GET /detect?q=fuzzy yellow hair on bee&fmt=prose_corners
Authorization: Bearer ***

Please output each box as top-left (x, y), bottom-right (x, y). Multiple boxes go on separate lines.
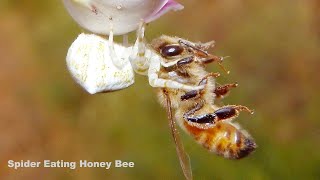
top-left (150, 35), bottom-right (256, 159)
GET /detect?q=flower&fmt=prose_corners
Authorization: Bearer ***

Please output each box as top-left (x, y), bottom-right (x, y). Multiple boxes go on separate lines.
top-left (145, 0), bottom-right (184, 22)
top-left (63, 0), bottom-right (184, 35)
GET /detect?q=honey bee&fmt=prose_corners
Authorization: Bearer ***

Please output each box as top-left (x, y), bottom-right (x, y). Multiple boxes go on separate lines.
top-left (148, 35), bottom-right (257, 178)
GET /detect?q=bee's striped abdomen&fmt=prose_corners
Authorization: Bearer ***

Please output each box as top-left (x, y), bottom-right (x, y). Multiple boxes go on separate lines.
top-left (184, 121), bottom-right (256, 159)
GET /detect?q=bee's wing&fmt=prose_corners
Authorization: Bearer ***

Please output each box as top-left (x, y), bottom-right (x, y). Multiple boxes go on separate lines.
top-left (164, 91), bottom-right (193, 180)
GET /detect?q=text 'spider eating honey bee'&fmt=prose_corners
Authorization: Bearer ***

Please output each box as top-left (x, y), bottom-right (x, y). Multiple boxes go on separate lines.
top-left (150, 35), bottom-right (257, 159)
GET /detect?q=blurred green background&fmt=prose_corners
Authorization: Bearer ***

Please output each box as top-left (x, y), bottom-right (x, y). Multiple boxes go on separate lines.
top-left (1, 0), bottom-right (319, 179)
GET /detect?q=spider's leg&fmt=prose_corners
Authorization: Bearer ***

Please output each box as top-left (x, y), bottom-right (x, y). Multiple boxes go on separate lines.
top-left (108, 24), bottom-right (126, 69)
top-left (148, 56), bottom-right (204, 91)
top-left (214, 83), bottom-right (238, 99)
top-left (129, 21), bottom-right (149, 75)
top-left (122, 34), bottom-right (129, 47)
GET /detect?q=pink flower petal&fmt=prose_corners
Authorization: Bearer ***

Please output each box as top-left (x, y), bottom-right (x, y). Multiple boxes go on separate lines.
top-left (145, 0), bottom-right (184, 23)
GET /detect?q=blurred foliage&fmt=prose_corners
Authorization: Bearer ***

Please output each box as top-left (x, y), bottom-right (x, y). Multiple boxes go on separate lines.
top-left (0, 0), bottom-right (320, 179)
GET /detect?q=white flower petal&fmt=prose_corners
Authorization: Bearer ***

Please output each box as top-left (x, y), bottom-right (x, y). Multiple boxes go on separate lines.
top-left (63, 0), bottom-right (183, 35)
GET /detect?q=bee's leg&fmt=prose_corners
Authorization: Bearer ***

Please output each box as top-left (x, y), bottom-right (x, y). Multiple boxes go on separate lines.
top-left (129, 21), bottom-right (149, 75)
top-left (178, 39), bottom-right (229, 73)
top-left (196, 40), bottom-right (215, 50)
top-left (178, 39), bottom-right (208, 57)
top-left (108, 23), bottom-right (127, 69)
top-left (200, 56), bottom-right (230, 74)
top-left (198, 55), bottom-right (222, 64)
top-left (181, 72), bottom-right (220, 101)
top-left (177, 56), bottom-right (194, 66)
top-left (148, 57), bottom-right (205, 91)
top-left (183, 103), bottom-right (200, 115)
top-left (184, 105), bottom-right (253, 125)
top-left (214, 83), bottom-right (238, 99)
top-left (213, 105), bottom-right (254, 121)
top-left (183, 104), bottom-right (216, 124)
top-left (160, 56), bottom-right (194, 68)
top-left (181, 90), bottom-right (199, 101)
top-left (198, 72), bottom-right (220, 85)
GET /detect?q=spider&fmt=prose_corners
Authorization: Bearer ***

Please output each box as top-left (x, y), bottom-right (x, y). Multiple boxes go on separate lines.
top-left (67, 22), bottom-right (208, 94)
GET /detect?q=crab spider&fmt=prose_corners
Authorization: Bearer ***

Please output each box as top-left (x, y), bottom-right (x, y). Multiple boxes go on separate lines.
top-left (66, 22), bottom-right (205, 94)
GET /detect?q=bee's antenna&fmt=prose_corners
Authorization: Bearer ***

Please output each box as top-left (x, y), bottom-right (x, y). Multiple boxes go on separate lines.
top-left (178, 39), bottom-right (209, 56)
top-left (217, 56), bottom-right (230, 74)
top-left (197, 40), bottom-right (215, 50)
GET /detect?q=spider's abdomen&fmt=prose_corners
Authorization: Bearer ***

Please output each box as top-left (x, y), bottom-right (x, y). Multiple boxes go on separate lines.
top-left (66, 33), bottom-right (134, 94)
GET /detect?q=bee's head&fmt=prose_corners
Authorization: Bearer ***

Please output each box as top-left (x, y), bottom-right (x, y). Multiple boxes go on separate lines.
top-left (150, 35), bottom-right (186, 62)
top-left (150, 35), bottom-right (228, 73)
top-left (151, 35), bottom-right (215, 60)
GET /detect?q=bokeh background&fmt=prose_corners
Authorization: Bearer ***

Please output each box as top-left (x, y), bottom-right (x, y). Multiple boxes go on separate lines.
top-left (1, 0), bottom-right (319, 179)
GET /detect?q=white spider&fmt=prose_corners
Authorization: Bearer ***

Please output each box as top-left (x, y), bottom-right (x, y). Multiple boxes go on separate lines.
top-left (66, 22), bottom-right (204, 94)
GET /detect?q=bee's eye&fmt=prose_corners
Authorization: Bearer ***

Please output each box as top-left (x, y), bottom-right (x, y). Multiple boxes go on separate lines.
top-left (160, 45), bottom-right (184, 57)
